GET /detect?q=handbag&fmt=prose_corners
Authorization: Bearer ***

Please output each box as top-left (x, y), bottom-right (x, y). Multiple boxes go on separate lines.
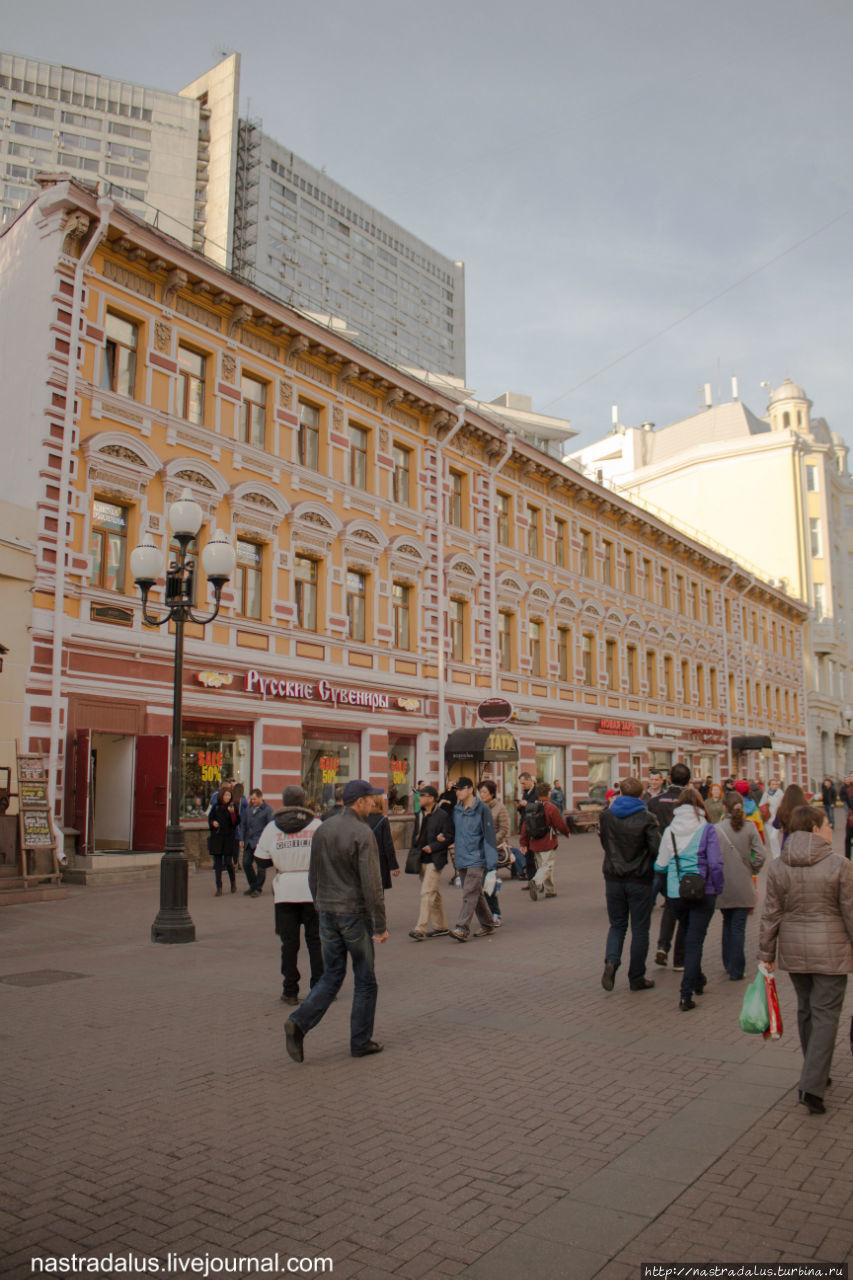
top-left (404, 847), bottom-right (422, 875)
top-left (496, 841), bottom-right (513, 869)
top-left (672, 833), bottom-right (706, 901)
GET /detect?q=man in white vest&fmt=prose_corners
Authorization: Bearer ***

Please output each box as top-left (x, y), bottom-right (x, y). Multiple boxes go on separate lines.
top-left (255, 785), bottom-right (323, 1004)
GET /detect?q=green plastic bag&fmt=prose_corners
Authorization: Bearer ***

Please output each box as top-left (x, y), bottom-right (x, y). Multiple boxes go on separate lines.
top-left (739, 971), bottom-right (770, 1034)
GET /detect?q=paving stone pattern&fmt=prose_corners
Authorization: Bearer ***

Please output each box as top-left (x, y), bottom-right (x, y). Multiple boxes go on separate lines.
top-left (2, 831), bottom-right (851, 1279)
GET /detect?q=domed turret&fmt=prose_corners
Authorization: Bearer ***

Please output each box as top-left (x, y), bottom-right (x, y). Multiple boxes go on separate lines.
top-left (766, 377), bottom-right (812, 433)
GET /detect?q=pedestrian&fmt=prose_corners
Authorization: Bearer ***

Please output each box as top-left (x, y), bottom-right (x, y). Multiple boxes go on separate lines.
top-left (448, 777), bottom-right (499, 942)
top-left (643, 771), bottom-right (664, 803)
top-left (733, 779), bottom-right (766, 844)
top-left (365, 795), bottom-right (400, 889)
top-left (598, 777), bottom-right (661, 992)
top-left (759, 803), bottom-right (853, 1114)
top-left (764, 777), bottom-right (784, 858)
top-left (238, 787), bottom-right (275, 897)
top-left (715, 791), bottom-right (765, 980)
top-left (254, 785), bottom-right (324, 1004)
top-left (839, 773), bottom-right (853, 818)
top-left (774, 784), bottom-right (807, 851)
top-left (821, 777), bottom-right (838, 830)
top-left (704, 782), bottom-right (725, 825)
top-left (407, 784), bottom-right (453, 940)
top-left (284, 779), bottom-right (388, 1063)
top-left (321, 784), bottom-right (344, 821)
top-left (654, 787), bottom-right (724, 1010)
top-left (208, 785), bottom-right (239, 895)
top-left (550, 780), bottom-right (566, 814)
top-left (650, 761), bottom-right (692, 969)
top-left (478, 779), bottom-right (510, 923)
top-left (516, 771), bottom-right (537, 882)
top-left (699, 775), bottom-right (713, 801)
top-left (521, 781), bottom-right (570, 900)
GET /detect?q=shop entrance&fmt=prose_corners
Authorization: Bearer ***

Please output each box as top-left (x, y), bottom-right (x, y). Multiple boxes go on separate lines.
top-left (73, 730), bottom-right (168, 854)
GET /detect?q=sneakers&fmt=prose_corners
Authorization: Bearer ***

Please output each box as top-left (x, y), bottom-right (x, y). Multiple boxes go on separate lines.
top-left (601, 962), bottom-right (617, 991)
top-left (448, 927), bottom-right (468, 942)
top-left (630, 978), bottom-right (655, 991)
top-left (285, 1019), bottom-right (305, 1063)
top-left (654, 949), bottom-right (667, 966)
top-left (492, 915), bottom-right (503, 927)
top-left (672, 965), bottom-right (685, 972)
top-left (451, 875), bottom-right (462, 887)
top-left (473, 924), bottom-right (495, 937)
top-left (408, 929), bottom-right (427, 941)
top-left (528, 880), bottom-right (539, 901)
top-left (544, 890), bottom-right (557, 898)
top-left (352, 1041), bottom-right (384, 1058)
top-left (425, 928), bottom-right (449, 938)
top-left (678, 998), bottom-right (696, 1011)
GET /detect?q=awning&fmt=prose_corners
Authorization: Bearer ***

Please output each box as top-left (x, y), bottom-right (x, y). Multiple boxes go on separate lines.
top-left (444, 726), bottom-right (519, 762)
top-left (731, 735), bottom-right (773, 752)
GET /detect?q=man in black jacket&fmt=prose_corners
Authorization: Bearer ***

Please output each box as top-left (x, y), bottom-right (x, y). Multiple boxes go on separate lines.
top-left (599, 778), bottom-right (661, 991)
top-left (648, 761), bottom-right (690, 969)
top-left (408, 785), bottom-right (454, 940)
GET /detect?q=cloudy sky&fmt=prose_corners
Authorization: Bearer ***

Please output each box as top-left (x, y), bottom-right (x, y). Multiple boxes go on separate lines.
top-left (7, 0), bottom-right (853, 448)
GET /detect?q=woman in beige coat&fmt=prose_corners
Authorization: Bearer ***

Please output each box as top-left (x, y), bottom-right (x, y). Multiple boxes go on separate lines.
top-left (758, 804), bottom-right (853, 1115)
top-left (716, 792), bottom-right (765, 980)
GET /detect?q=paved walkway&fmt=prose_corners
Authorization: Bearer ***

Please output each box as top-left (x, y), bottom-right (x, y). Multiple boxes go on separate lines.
top-left (2, 831), bottom-right (852, 1279)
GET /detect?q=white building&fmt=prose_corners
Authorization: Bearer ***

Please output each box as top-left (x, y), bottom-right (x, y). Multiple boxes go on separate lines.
top-left (0, 49), bottom-right (464, 380)
top-left (569, 379), bottom-right (853, 786)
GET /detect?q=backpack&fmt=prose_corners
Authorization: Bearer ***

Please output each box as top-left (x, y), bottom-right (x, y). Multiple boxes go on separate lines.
top-left (525, 800), bottom-right (550, 841)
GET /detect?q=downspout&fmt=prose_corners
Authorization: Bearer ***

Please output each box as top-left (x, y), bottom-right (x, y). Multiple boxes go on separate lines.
top-left (49, 197), bottom-right (113, 822)
top-left (489, 433), bottom-right (515, 693)
top-left (436, 403), bottom-right (466, 783)
top-left (739, 573), bottom-right (755, 776)
top-left (792, 440), bottom-right (815, 788)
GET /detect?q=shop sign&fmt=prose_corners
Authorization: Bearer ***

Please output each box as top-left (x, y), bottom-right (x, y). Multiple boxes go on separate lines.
top-left (397, 697), bottom-right (420, 712)
top-left (598, 719), bottom-right (635, 736)
top-left (684, 728), bottom-right (727, 745)
top-left (197, 750), bottom-right (223, 785)
top-left (244, 670), bottom-right (391, 711)
top-left (389, 756), bottom-right (409, 786)
top-left (319, 755), bottom-right (340, 784)
top-left (477, 697), bottom-right (513, 725)
top-left (483, 728), bottom-right (518, 760)
top-left (197, 671), bottom-right (234, 689)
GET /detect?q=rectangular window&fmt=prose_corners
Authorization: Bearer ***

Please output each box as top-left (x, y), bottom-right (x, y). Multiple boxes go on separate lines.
top-left (705, 587), bottom-right (714, 624)
top-left (664, 655), bottom-right (674, 700)
top-left (580, 529), bottom-right (591, 577)
top-left (89, 499), bottom-right (128, 592)
top-left (558, 627), bottom-right (570, 681)
top-left (710, 667), bottom-right (718, 709)
top-left (692, 582), bottom-right (701, 621)
top-left (527, 507), bottom-right (540, 558)
top-left (101, 311), bottom-right (137, 398)
top-left (177, 346), bottom-right (205, 424)
top-left (643, 557), bottom-right (653, 602)
top-left (675, 574), bottom-right (686, 615)
top-left (624, 548), bottom-right (634, 594)
top-left (660, 566), bottom-right (670, 608)
top-left (392, 444), bottom-right (410, 505)
top-left (294, 556), bottom-right (318, 631)
top-left (646, 650), bottom-right (657, 698)
top-left (448, 470), bottom-right (463, 527)
top-left (554, 517), bottom-right (566, 567)
top-left (602, 539), bottom-right (613, 586)
top-left (240, 374), bottom-right (267, 449)
top-left (582, 633), bottom-right (595, 686)
top-left (450, 598), bottom-right (465, 662)
top-left (806, 464), bottom-right (818, 492)
top-left (627, 644), bottom-right (638, 694)
top-left (235, 540), bottom-right (262, 620)
top-left (298, 401), bottom-right (320, 470)
top-left (605, 638), bottom-right (617, 689)
top-left (529, 620), bottom-right (542, 676)
top-left (810, 517), bottom-right (822, 558)
top-left (814, 582), bottom-right (825, 619)
top-left (496, 492), bottom-right (510, 547)
top-left (681, 659), bottom-right (691, 702)
top-left (392, 582), bottom-right (411, 650)
top-left (498, 611), bottom-right (513, 671)
top-left (346, 569), bottom-right (366, 641)
top-left (349, 424), bottom-right (368, 489)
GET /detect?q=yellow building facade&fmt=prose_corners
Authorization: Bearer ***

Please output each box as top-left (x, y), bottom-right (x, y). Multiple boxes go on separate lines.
top-left (0, 178), bottom-right (808, 866)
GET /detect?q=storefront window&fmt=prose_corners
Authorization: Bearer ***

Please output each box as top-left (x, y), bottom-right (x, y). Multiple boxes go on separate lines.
top-left (649, 750), bottom-right (673, 775)
top-left (302, 732), bottom-right (360, 814)
top-left (388, 735), bottom-right (416, 811)
top-left (181, 725), bottom-right (252, 817)
top-left (588, 753), bottom-right (615, 802)
top-left (535, 745), bottom-right (566, 793)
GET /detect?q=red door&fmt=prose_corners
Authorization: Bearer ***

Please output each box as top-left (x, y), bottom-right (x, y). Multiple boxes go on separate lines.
top-left (132, 735), bottom-right (169, 852)
top-left (74, 729), bottom-right (93, 855)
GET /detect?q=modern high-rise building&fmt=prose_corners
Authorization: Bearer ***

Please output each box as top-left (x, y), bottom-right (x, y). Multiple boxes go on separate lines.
top-left (0, 49), bottom-right (464, 378)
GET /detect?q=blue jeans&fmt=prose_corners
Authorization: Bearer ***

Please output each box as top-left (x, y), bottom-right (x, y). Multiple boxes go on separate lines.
top-left (605, 879), bottom-right (654, 985)
top-left (720, 906), bottom-right (749, 980)
top-left (673, 895), bottom-right (717, 1000)
top-left (511, 846), bottom-right (526, 877)
top-left (290, 911), bottom-right (377, 1053)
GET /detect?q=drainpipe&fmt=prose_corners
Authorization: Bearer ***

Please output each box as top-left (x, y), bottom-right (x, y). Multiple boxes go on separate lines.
top-left (739, 572), bottom-right (755, 776)
top-left (49, 197), bottom-right (113, 822)
top-left (489, 433), bottom-right (515, 692)
top-left (435, 403), bottom-right (466, 783)
top-left (792, 440), bottom-right (815, 787)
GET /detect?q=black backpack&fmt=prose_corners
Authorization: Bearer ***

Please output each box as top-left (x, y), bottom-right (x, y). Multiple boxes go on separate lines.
top-left (525, 800), bottom-right (550, 841)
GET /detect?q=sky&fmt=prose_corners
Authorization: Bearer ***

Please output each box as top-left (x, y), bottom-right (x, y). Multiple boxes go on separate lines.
top-left (6, 0), bottom-right (853, 450)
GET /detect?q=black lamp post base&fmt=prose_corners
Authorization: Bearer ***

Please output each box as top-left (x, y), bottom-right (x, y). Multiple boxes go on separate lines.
top-left (151, 837), bottom-right (196, 945)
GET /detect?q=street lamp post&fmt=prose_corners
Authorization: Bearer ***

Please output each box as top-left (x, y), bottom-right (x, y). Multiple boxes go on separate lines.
top-left (131, 489), bottom-right (236, 944)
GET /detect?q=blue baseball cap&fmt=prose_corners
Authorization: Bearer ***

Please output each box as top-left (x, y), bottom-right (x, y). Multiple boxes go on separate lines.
top-left (342, 779), bottom-right (384, 804)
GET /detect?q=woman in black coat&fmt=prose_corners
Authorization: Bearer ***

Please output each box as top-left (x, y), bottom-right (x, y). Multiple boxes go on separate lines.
top-left (366, 797), bottom-right (400, 890)
top-left (209, 785), bottom-right (240, 895)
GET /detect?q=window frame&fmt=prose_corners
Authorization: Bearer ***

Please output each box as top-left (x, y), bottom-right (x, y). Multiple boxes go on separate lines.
top-left (346, 568), bottom-right (367, 642)
top-left (527, 506), bottom-right (540, 558)
top-left (529, 618), bottom-right (543, 676)
top-left (349, 423), bottom-right (369, 490)
top-left (297, 400), bottom-right (321, 471)
top-left (449, 597), bottom-right (465, 662)
top-left (557, 626), bottom-right (571, 681)
top-left (392, 581), bottom-right (411, 650)
top-left (392, 443), bottom-right (411, 506)
top-left (496, 491), bottom-right (511, 547)
top-left (498, 610), bottom-right (513, 671)
top-left (448, 469), bottom-right (464, 527)
top-left (582, 633), bottom-right (595, 686)
top-left (234, 538), bottom-right (263, 620)
top-left (177, 344), bottom-right (206, 425)
top-left (240, 373), bottom-right (268, 449)
top-left (89, 497), bottom-right (129, 593)
top-left (294, 555), bottom-right (319, 632)
top-left (101, 310), bottom-right (138, 398)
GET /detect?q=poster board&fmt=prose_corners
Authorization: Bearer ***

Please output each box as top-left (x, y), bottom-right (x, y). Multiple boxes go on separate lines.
top-left (16, 750), bottom-right (60, 883)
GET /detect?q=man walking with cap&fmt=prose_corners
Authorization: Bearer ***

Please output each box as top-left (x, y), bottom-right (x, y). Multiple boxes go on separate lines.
top-left (448, 776), bottom-right (498, 942)
top-left (407, 784), bottom-right (453, 940)
top-left (285, 779), bottom-right (388, 1063)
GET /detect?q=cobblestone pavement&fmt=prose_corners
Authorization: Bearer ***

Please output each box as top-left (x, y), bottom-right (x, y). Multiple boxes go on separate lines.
top-left (2, 830), bottom-right (852, 1279)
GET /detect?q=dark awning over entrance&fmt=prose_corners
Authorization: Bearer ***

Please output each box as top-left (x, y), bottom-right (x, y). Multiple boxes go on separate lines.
top-left (444, 726), bottom-right (519, 762)
top-left (731, 735), bottom-right (773, 752)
